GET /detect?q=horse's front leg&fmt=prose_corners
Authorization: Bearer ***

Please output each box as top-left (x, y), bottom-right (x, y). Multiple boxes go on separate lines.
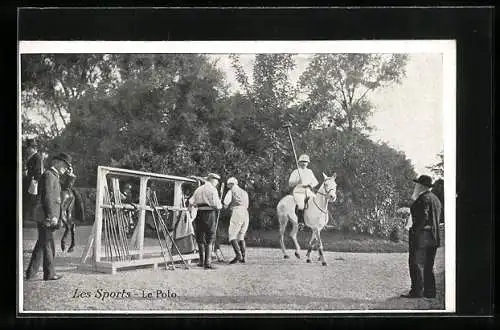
top-left (278, 215), bottom-right (289, 259)
top-left (289, 215), bottom-right (301, 259)
top-left (61, 222), bottom-right (69, 252)
top-left (306, 230), bottom-right (316, 263)
top-left (317, 229), bottom-right (327, 266)
top-left (68, 223), bottom-right (76, 253)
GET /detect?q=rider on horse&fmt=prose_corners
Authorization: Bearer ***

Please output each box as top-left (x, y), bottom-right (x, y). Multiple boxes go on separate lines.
top-left (288, 154), bottom-right (318, 225)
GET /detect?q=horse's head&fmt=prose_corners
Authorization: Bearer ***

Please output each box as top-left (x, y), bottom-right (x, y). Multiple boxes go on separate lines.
top-left (321, 172), bottom-right (338, 202)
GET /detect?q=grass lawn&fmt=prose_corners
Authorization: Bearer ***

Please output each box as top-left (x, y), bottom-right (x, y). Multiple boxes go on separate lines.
top-left (22, 220), bottom-right (409, 253)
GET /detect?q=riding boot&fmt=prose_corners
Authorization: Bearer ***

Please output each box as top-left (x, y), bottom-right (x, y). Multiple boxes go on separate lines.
top-left (197, 243), bottom-right (204, 267)
top-left (229, 240), bottom-right (242, 264)
top-left (238, 240), bottom-right (246, 263)
top-left (295, 207), bottom-right (305, 224)
top-left (204, 243), bottom-right (216, 269)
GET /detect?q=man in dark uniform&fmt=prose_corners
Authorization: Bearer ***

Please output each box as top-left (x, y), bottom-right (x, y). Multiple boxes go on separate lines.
top-left (25, 152), bottom-right (73, 281)
top-left (188, 173), bottom-right (222, 270)
top-left (401, 175), bottom-right (442, 298)
top-left (22, 139), bottom-right (44, 223)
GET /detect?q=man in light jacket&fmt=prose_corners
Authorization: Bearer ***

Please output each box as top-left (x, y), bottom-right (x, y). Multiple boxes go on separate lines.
top-left (223, 177), bottom-right (250, 264)
top-left (288, 154), bottom-right (318, 224)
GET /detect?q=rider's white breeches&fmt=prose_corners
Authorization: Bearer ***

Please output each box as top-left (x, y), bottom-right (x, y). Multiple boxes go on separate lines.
top-left (293, 187), bottom-right (314, 210)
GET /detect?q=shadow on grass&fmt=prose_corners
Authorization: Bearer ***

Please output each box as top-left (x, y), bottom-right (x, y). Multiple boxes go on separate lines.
top-left (373, 271), bottom-right (445, 310)
top-left (216, 228), bottom-right (409, 253)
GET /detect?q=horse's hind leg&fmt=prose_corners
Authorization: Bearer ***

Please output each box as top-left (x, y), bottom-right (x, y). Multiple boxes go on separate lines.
top-left (68, 223), bottom-right (76, 253)
top-left (289, 215), bottom-right (301, 259)
top-left (317, 229), bottom-right (327, 266)
top-left (61, 224), bottom-right (69, 252)
top-left (278, 215), bottom-right (289, 259)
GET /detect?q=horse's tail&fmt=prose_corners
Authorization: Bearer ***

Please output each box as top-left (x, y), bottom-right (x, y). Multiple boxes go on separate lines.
top-left (72, 188), bottom-right (86, 224)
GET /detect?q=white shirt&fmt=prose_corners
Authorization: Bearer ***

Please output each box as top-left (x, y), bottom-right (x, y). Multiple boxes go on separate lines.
top-left (223, 185), bottom-right (249, 209)
top-left (189, 182), bottom-right (222, 210)
top-left (288, 168), bottom-right (318, 188)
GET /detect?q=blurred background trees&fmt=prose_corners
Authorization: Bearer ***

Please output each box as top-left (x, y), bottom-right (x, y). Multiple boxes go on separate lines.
top-left (21, 53), bottom-right (417, 238)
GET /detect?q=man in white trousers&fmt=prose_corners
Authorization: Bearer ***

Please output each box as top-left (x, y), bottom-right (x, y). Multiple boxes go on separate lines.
top-left (223, 177), bottom-right (250, 264)
top-left (288, 154), bottom-right (319, 224)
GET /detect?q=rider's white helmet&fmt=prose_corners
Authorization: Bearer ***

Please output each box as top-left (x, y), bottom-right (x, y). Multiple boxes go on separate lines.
top-left (298, 154), bottom-right (310, 163)
top-left (227, 177), bottom-right (238, 185)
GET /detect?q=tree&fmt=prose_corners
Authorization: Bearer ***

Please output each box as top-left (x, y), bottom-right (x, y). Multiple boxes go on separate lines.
top-left (229, 54), bottom-right (299, 220)
top-left (302, 127), bottom-right (417, 236)
top-left (49, 54), bottom-right (231, 186)
top-left (299, 54), bottom-right (409, 132)
top-left (427, 150), bottom-right (444, 178)
top-left (21, 54), bottom-right (117, 138)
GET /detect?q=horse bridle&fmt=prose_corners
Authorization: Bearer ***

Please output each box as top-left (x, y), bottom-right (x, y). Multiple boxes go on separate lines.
top-left (313, 180), bottom-right (337, 214)
top-left (316, 180), bottom-right (336, 198)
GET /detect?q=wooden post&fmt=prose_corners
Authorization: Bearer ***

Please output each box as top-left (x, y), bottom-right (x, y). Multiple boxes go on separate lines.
top-left (136, 176), bottom-right (149, 259)
top-left (94, 167), bottom-right (108, 262)
top-left (173, 181), bottom-right (183, 208)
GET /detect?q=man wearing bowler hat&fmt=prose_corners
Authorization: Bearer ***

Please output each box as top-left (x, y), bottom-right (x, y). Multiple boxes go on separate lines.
top-left (401, 174), bottom-right (442, 298)
top-left (25, 152), bottom-right (73, 281)
top-left (188, 173), bottom-right (222, 270)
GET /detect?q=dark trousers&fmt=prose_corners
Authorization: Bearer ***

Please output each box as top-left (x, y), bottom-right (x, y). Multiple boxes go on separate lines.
top-left (26, 223), bottom-right (56, 279)
top-left (193, 210), bottom-right (217, 245)
top-left (408, 232), bottom-right (438, 296)
top-left (22, 191), bottom-right (39, 223)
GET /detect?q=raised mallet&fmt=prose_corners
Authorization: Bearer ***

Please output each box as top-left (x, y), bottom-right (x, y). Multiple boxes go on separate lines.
top-left (283, 122), bottom-right (302, 183)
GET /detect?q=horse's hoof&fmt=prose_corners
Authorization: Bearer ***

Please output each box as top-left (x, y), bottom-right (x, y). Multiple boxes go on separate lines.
top-left (61, 244), bottom-right (66, 252)
top-left (294, 252), bottom-right (300, 259)
top-left (306, 259), bottom-right (311, 263)
top-left (284, 255), bottom-right (290, 259)
top-left (68, 247), bottom-right (74, 253)
top-left (322, 262), bottom-right (327, 266)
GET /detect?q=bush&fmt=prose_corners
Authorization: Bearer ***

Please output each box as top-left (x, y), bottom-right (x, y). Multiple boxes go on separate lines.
top-left (389, 226), bottom-right (401, 242)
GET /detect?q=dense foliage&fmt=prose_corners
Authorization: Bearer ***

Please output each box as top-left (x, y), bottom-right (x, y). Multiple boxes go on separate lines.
top-left (21, 53), bottom-right (417, 238)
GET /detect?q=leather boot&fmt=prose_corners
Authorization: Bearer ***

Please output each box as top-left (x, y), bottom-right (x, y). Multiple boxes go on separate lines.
top-left (229, 240), bottom-right (242, 264)
top-left (197, 243), bottom-right (204, 267)
top-left (204, 243), bottom-right (216, 269)
top-left (295, 207), bottom-right (305, 224)
top-left (238, 240), bottom-right (246, 263)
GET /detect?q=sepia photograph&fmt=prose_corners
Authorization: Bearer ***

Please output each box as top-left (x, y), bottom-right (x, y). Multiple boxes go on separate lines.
top-left (18, 40), bottom-right (456, 313)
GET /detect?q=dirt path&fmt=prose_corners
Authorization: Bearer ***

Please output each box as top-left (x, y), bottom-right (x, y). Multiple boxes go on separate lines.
top-left (20, 226), bottom-right (445, 312)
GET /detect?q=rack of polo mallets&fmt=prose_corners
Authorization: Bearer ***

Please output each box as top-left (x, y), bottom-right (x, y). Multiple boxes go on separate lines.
top-left (79, 166), bottom-right (201, 274)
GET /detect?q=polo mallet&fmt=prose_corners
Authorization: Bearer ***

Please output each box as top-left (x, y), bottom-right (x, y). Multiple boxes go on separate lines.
top-left (213, 182), bottom-right (226, 262)
top-left (283, 122), bottom-right (303, 183)
top-left (283, 122), bottom-right (306, 231)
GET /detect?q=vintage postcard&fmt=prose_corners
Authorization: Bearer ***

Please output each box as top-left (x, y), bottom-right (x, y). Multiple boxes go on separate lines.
top-left (18, 40), bottom-right (456, 314)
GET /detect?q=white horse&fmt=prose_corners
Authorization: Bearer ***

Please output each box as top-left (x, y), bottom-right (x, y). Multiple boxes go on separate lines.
top-left (277, 173), bottom-right (337, 266)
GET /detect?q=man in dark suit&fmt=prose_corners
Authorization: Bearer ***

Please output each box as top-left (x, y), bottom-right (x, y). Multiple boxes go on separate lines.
top-left (401, 175), bottom-right (442, 298)
top-left (25, 152), bottom-right (73, 281)
top-left (22, 139), bottom-right (44, 222)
